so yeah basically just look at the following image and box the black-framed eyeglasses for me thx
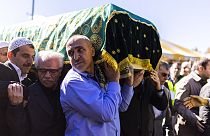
[37,68,62,75]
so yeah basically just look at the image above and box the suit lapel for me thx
[32,83,53,117]
[4,61,20,82]
[149,104,155,118]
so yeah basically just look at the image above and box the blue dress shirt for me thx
[60,68,133,136]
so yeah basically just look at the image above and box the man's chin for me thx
[23,70,30,74]
[44,85,54,88]
[42,82,54,88]
[161,82,165,85]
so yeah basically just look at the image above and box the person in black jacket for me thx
[0,37,35,136]
[174,58,210,136]
[7,50,66,136]
[120,70,168,136]
[183,83,210,136]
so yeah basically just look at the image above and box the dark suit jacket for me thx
[0,62,33,136]
[120,77,168,136]
[7,81,66,136]
[153,86,175,136]
[0,62,20,136]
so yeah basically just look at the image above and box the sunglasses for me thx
[161,73,169,77]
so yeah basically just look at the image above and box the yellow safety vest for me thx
[166,80,176,105]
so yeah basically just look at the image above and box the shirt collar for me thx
[72,68,94,79]
[191,71,201,82]
[8,60,27,81]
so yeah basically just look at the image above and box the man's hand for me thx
[133,70,144,88]
[124,68,144,87]
[150,70,161,90]
[123,67,134,86]
[183,95,209,109]
[104,62,120,82]
[8,83,24,105]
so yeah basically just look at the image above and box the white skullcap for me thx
[0,41,9,49]
[8,37,33,52]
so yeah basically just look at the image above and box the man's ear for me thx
[7,51,13,59]
[91,47,95,57]
[198,65,204,72]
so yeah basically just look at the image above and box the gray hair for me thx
[34,50,64,68]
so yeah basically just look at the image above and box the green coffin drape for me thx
[0,3,162,73]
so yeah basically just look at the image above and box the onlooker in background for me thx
[155,61,175,136]
[174,58,210,136]
[0,41,9,63]
[60,35,142,136]
[164,62,180,136]
[165,62,180,105]
[177,61,191,81]
[183,87,210,136]
[193,81,210,136]
[7,50,66,136]
[191,60,199,72]
[0,37,35,136]
[169,62,180,83]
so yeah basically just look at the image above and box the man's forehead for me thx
[19,45,35,52]
[67,39,91,49]
[39,58,59,66]
[0,47,8,51]
[18,45,35,54]
[160,66,169,71]
[68,44,83,51]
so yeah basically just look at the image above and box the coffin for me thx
[0,4,162,76]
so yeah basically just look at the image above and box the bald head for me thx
[66,35,95,74]
[66,35,92,50]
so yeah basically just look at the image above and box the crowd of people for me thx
[0,35,210,136]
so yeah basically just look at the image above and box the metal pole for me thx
[31,0,35,20]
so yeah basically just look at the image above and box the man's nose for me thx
[73,52,80,60]
[164,76,169,80]
[27,56,33,64]
[44,71,51,78]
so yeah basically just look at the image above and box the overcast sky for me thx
[0,0,209,53]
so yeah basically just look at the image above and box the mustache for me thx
[74,60,83,65]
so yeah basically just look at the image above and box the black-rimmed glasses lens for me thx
[37,68,62,74]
